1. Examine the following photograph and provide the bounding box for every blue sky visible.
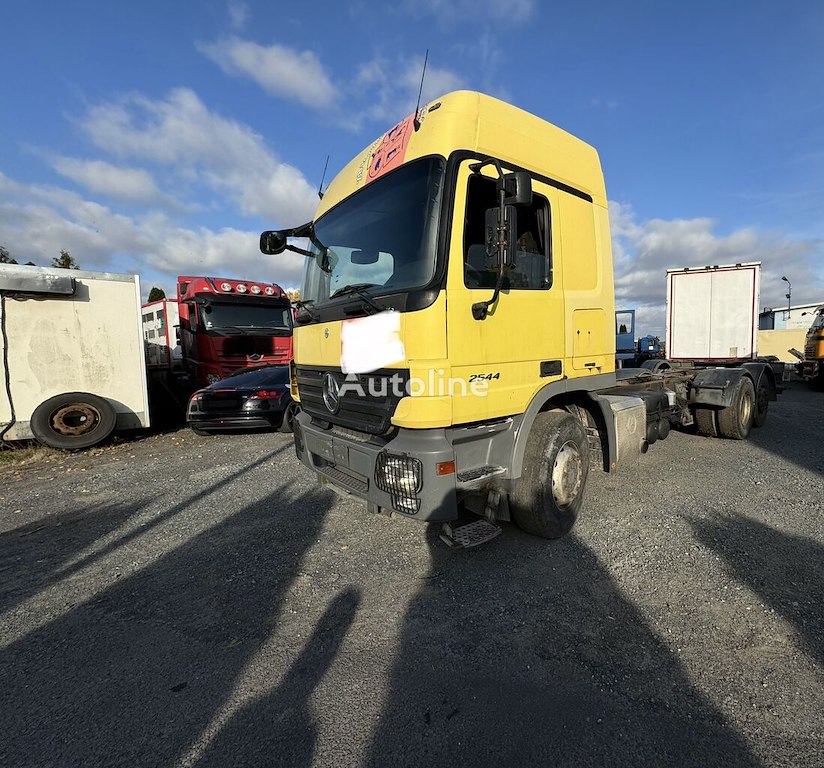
[1,0,822,335]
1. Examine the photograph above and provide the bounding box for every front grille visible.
[295,366,410,435]
[222,337,275,358]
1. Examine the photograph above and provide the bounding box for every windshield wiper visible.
[295,299,318,321]
[208,325,249,335]
[329,283,382,314]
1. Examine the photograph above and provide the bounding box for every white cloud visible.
[228,0,248,30]
[195,35,465,132]
[610,202,824,337]
[197,37,337,110]
[0,172,307,296]
[405,0,535,25]
[51,157,165,205]
[78,88,317,224]
[350,54,465,129]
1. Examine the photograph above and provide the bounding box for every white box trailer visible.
[0,264,150,449]
[141,298,181,371]
[666,262,761,363]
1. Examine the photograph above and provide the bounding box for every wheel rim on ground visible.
[50,403,102,436]
[551,441,584,509]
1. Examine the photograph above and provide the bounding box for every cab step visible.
[440,517,502,549]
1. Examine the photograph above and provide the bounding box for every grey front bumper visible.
[293,410,458,522]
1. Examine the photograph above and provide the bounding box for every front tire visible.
[30,392,116,450]
[511,410,590,539]
[718,376,755,439]
[278,402,298,433]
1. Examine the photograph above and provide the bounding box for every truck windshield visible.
[302,157,445,305]
[199,303,292,332]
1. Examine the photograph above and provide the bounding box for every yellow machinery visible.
[261,91,777,545]
[802,305,824,384]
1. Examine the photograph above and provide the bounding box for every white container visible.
[666,262,760,362]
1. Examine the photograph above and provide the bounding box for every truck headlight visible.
[375,452,422,513]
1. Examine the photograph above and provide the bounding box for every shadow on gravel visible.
[690,513,823,665]
[0,444,292,618]
[0,481,337,767]
[365,527,759,768]
[193,586,361,768]
[748,383,824,476]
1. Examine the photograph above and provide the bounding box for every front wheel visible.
[30,392,116,450]
[510,410,590,539]
[278,402,298,433]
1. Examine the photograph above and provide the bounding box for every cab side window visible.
[463,173,552,290]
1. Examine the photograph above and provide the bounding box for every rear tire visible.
[190,426,212,436]
[30,392,116,450]
[511,410,590,539]
[718,376,755,440]
[694,407,718,437]
[641,359,672,372]
[753,377,769,428]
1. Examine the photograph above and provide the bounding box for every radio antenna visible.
[413,49,429,131]
[317,154,330,199]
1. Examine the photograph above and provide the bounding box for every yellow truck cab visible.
[262,91,777,545]
[802,305,824,384]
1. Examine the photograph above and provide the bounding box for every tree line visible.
[0,246,79,270]
[0,247,166,300]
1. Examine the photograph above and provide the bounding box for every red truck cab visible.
[177,276,293,386]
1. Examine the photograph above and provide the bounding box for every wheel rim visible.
[740,389,754,425]
[551,441,584,509]
[50,403,101,436]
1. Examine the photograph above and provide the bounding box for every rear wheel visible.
[511,410,590,539]
[641,359,672,372]
[190,426,212,436]
[753,377,769,428]
[30,392,116,450]
[694,407,718,437]
[718,376,755,440]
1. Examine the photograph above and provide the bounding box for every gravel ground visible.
[0,383,822,767]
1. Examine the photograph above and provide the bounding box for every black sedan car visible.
[186,364,296,434]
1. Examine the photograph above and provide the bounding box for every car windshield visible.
[302,157,445,306]
[199,303,292,332]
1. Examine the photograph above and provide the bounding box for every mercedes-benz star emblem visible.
[322,372,341,414]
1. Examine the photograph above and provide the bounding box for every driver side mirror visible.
[260,230,288,254]
[500,171,532,206]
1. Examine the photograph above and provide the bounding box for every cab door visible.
[445,160,565,425]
